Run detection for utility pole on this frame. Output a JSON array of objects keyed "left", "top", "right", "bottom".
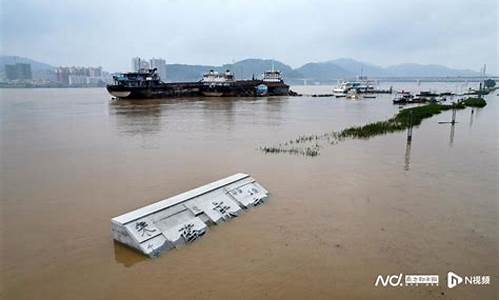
[
  {"left": 407, "top": 110, "right": 413, "bottom": 142},
  {"left": 439, "top": 103, "right": 459, "bottom": 125},
  {"left": 404, "top": 138, "right": 412, "bottom": 171},
  {"left": 451, "top": 105, "right": 457, "bottom": 125}
]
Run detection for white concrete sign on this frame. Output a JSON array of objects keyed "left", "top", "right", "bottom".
[{"left": 111, "top": 173, "right": 269, "bottom": 257}]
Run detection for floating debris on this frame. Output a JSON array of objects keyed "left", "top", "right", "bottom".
[
  {"left": 260, "top": 99, "right": 487, "bottom": 157},
  {"left": 111, "top": 173, "right": 268, "bottom": 257},
  {"left": 311, "top": 94, "right": 334, "bottom": 98}
]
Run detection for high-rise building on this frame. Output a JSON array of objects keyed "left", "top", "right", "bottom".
[
  {"left": 131, "top": 57, "right": 150, "bottom": 72},
  {"left": 150, "top": 58, "right": 167, "bottom": 80},
  {"left": 54, "top": 66, "right": 105, "bottom": 86},
  {"left": 88, "top": 67, "right": 102, "bottom": 77},
  {"left": 5, "top": 63, "right": 32, "bottom": 80},
  {"left": 55, "top": 67, "right": 71, "bottom": 84},
  {"left": 68, "top": 75, "right": 88, "bottom": 86},
  {"left": 131, "top": 57, "right": 141, "bottom": 72},
  {"left": 132, "top": 57, "right": 166, "bottom": 78}
]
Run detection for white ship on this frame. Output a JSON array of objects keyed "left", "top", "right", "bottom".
[
  {"left": 200, "top": 69, "right": 235, "bottom": 96},
  {"left": 333, "top": 76, "right": 376, "bottom": 97},
  {"left": 262, "top": 69, "right": 282, "bottom": 82}
]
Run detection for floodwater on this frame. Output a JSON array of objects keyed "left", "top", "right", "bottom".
[{"left": 0, "top": 83, "right": 498, "bottom": 300}]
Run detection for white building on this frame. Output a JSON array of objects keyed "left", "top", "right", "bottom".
[
  {"left": 131, "top": 57, "right": 150, "bottom": 72},
  {"left": 150, "top": 58, "right": 167, "bottom": 81},
  {"left": 88, "top": 67, "right": 102, "bottom": 77},
  {"left": 68, "top": 75, "right": 88, "bottom": 86}
]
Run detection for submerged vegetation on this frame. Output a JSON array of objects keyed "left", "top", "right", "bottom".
[
  {"left": 462, "top": 97, "right": 487, "bottom": 108},
  {"left": 261, "top": 98, "right": 487, "bottom": 157}
]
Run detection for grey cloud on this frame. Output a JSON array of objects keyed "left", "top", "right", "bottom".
[{"left": 1, "top": 0, "right": 497, "bottom": 74}]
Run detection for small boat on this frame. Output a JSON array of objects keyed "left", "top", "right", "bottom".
[
  {"left": 416, "top": 90, "right": 439, "bottom": 97},
  {"left": 333, "top": 82, "right": 350, "bottom": 97},
  {"left": 333, "top": 77, "right": 376, "bottom": 97},
  {"left": 413, "top": 90, "right": 438, "bottom": 103},
  {"left": 412, "top": 96, "right": 431, "bottom": 103},
  {"left": 392, "top": 91, "right": 414, "bottom": 104},
  {"left": 347, "top": 89, "right": 361, "bottom": 100}
]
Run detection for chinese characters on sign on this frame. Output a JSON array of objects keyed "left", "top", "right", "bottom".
[{"left": 135, "top": 221, "right": 156, "bottom": 237}]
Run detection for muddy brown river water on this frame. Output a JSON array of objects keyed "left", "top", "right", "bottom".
[{"left": 0, "top": 83, "right": 498, "bottom": 299}]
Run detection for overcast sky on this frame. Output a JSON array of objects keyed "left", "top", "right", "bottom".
[{"left": 1, "top": 0, "right": 498, "bottom": 73}]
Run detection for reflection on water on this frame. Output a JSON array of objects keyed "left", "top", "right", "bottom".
[
  {"left": 108, "top": 97, "right": 283, "bottom": 138},
  {"left": 109, "top": 99, "right": 163, "bottom": 136},
  {"left": 404, "top": 140, "right": 412, "bottom": 171},
  {"left": 199, "top": 97, "right": 236, "bottom": 125},
  {"left": 449, "top": 123, "right": 456, "bottom": 146},
  {"left": 113, "top": 241, "right": 148, "bottom": 268}
]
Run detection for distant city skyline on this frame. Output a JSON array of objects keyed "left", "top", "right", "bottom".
[
  {"left": 1, "top": 0, "right": 498, "bottom": 74},
  {"left": 132, "top": 57, "right": 168, "bottom": 79}
]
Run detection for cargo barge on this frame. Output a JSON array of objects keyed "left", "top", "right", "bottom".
[{"left": 106, "top": 68, "right": 290, "bottom": 99}]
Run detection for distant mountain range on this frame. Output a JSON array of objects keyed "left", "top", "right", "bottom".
[
  {"left": 165, "top": 58, "right": 484, "bottom": 83},
  {"left": 0, "top": 55, "right": 55, "bottom": 72},
  {"left": 0, "top": 55, "right": 486, "bottom": 83},
  {"left": 0, "top": 55, "right": 56, "bottom": 81}
]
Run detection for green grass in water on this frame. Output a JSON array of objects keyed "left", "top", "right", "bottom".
[
  {"left": 462, "top": 97, "right": 487, "bottom": 108},
  {"left": 340, "top": 102, "right": 465, "bottom": 139},
  {"left": 261, "top": 99, "right": 486, "bottom": 156}
]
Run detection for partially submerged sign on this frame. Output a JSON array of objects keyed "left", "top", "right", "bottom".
[{"left": 111, "top": 173, "right": 269, "bottom": 257}]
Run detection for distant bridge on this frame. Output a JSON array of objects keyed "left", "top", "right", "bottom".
[
  {"left": 290, "top": 76, "right": 498, "bottom": 85},
  {"left": 371, "top": 76, "right": 498, "bottom": 83}
]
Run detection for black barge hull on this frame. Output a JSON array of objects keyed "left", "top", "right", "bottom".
[
  {"left": 107, "top": 82, "right": 201, "bottom": 99},
  {"left": 107, "top": 81, "right": 290, "bottom": 99}
]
